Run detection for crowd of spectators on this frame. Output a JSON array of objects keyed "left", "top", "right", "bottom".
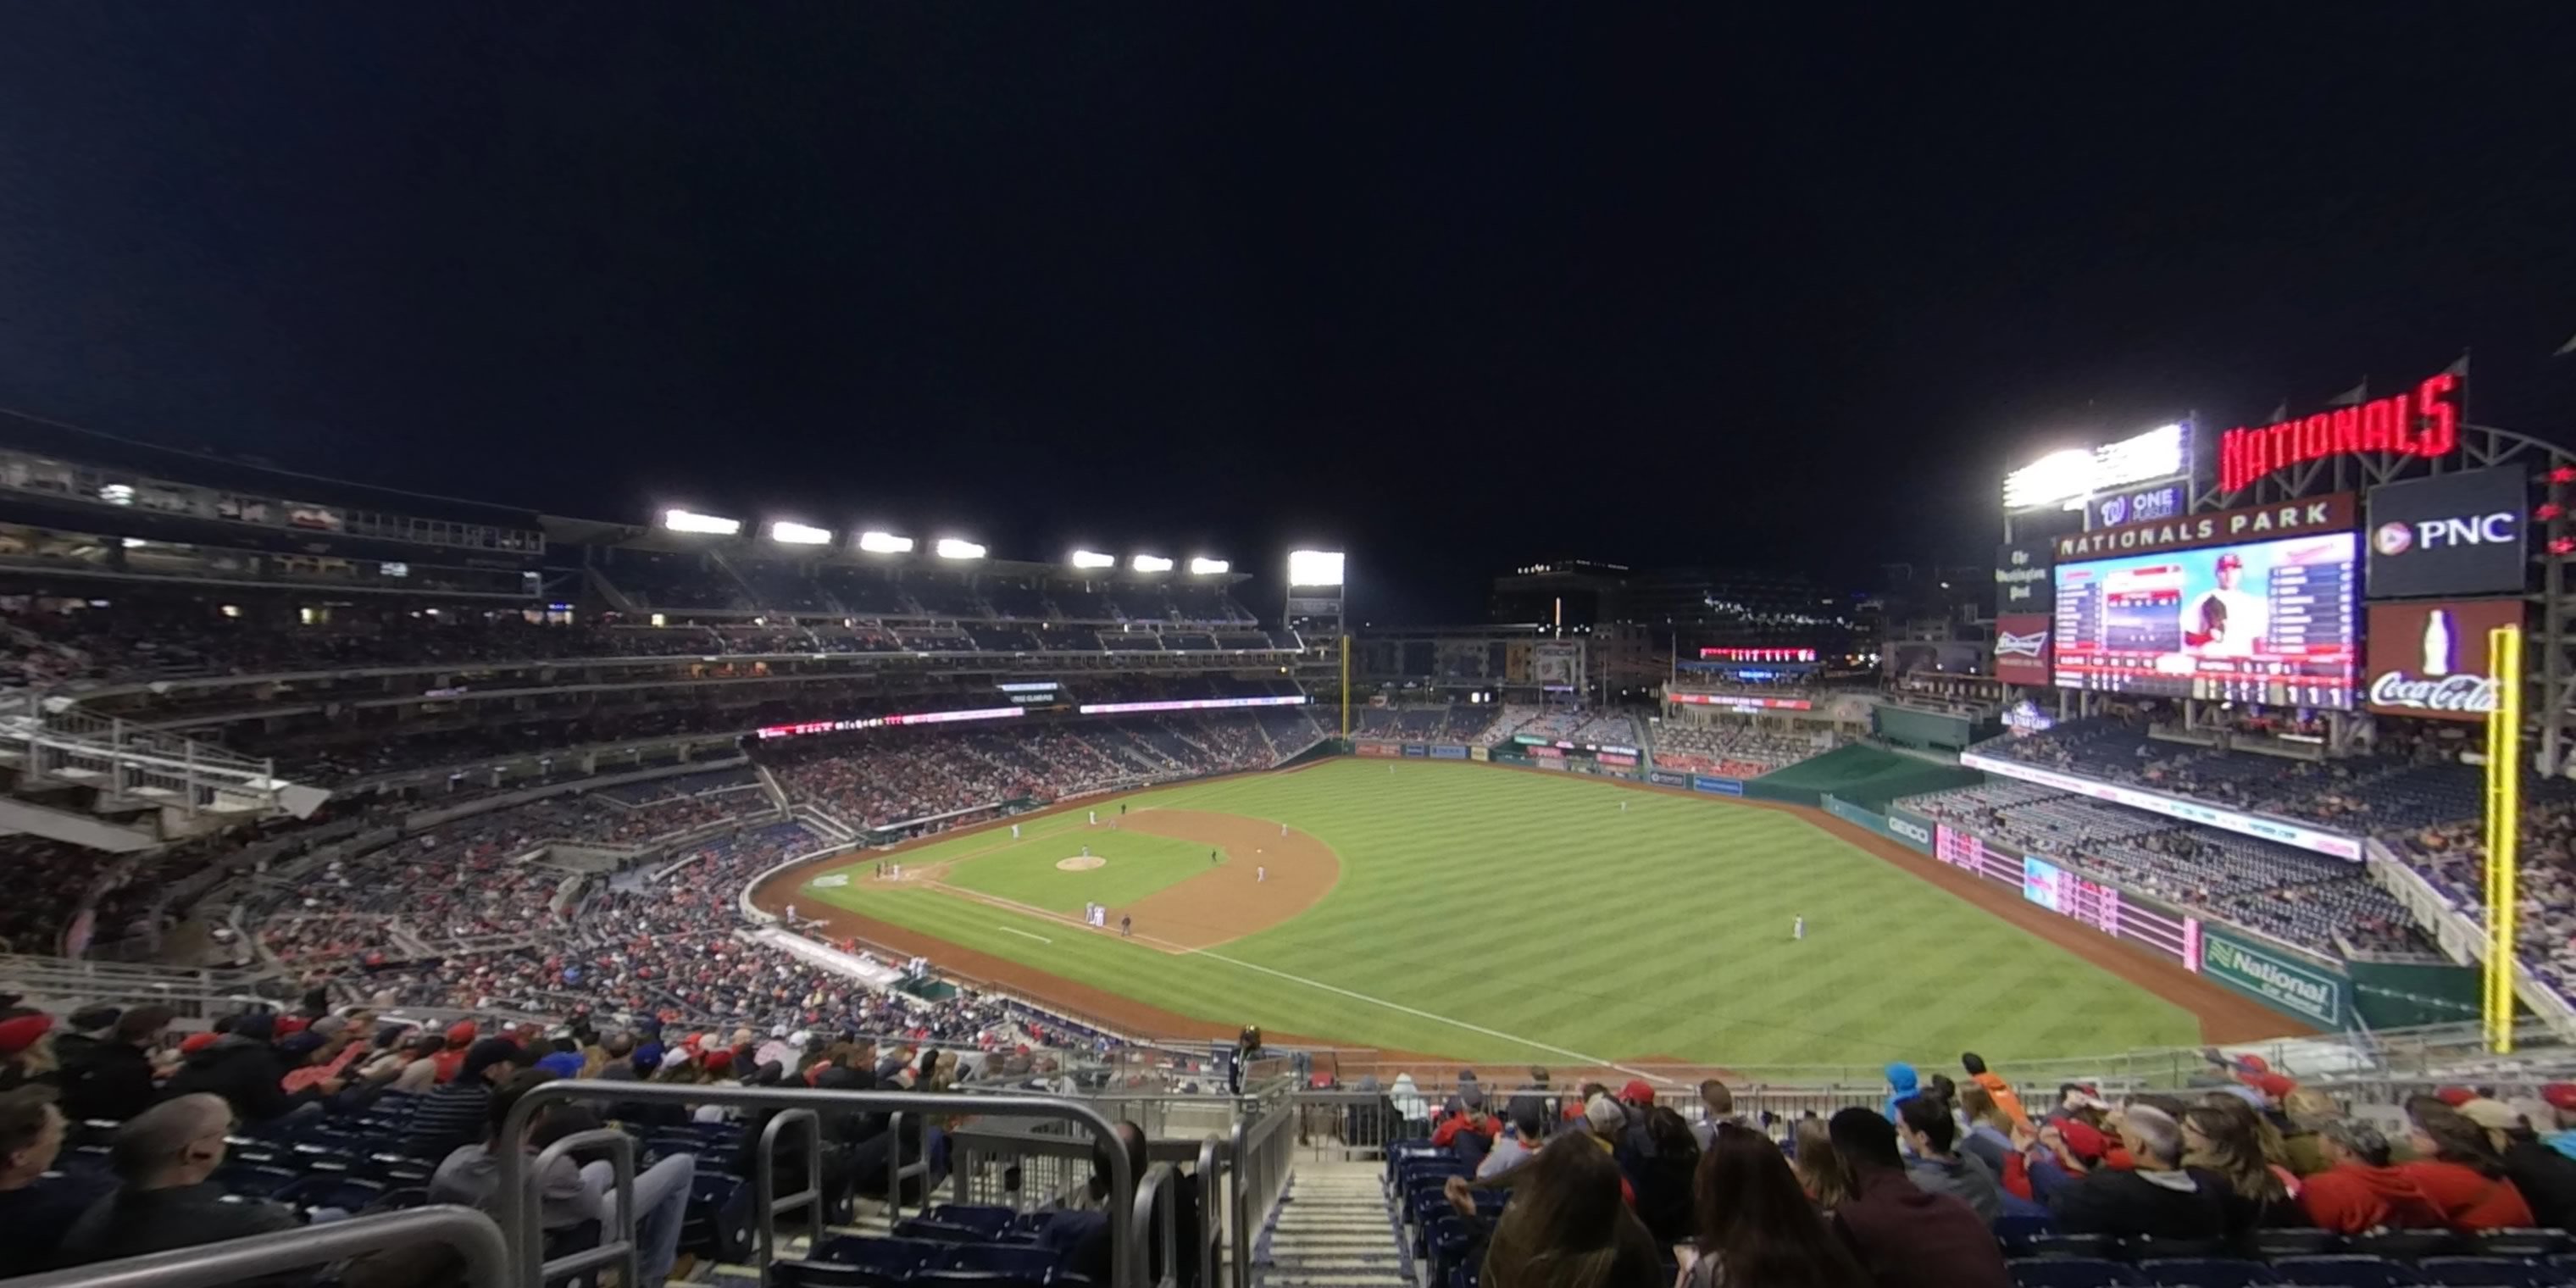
[
  {"left": 1653, "top": 723, "right": 1837, "bottom": 777},
  {"left": 763, "top": 713, "right": 1289, "bottom": 831},
  {"left": 0, "top": 975, "right": 1104, "bottom": 1284},
  {"left": 0, "top": 599, "right": 1295, "bottom": 693},
  {"left": 1902, "top": 783, "right": 2424, "bottom": 956},
  {"left": 1352, "top": 705, "right": 1503, "bottom": 744},
  {"left": 1396, "top": 1055, "right": 2576, "bottom": 1287}
]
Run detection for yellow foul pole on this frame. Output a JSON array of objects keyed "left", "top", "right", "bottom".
[
  {"left": 1340, "top": 633, "right": 1352, "bottom": 738},
  {"left": 2484, "top": 624, "right": 2524, "bottom": 1053}
]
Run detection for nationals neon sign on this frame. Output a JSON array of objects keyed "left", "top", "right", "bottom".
[{"left": 2218, "top": 371, "right": 2462, "bottom": 494}]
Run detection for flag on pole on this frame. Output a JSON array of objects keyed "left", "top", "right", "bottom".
[{"left": 2323, "top": 380, "right": 2368, "bottom": 408}]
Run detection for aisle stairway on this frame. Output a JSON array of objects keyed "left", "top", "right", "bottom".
[{"left": 1264, "top": 1163, "right": 1409, "bottom": 1288}]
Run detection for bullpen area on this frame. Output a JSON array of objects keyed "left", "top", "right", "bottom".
[{"left": 763, "top": 758, "right": 2287, "bottom": 1068}]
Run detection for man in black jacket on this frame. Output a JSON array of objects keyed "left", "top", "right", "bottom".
[
  {"left": 2051, "top": 1104, "right": 2243, "bottom": 1248},
  {"left": 160, "top": 1012, "right": 332, "bottom": 1125},
  {"left": 58, "top": 1005, "right": 174, "bottom": 1124},
  {"left": 56, "top": 1093, "right": 302, "bottom": 1270},
  {"left": 2458, "top": 1097, "right": 2576, "bottom": 1230}
]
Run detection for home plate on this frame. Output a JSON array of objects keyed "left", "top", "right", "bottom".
[{"left": 1056, "top": 856, "right": 1106, "bottom": 871}]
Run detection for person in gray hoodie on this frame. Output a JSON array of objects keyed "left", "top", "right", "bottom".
[{"left": 1898, "top": 1096, "right": 2003, "bottom": 1223}]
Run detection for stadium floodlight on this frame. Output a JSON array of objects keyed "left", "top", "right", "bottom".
[
  {"left": 768, "top": 520, "right": 832, "bottom": 546},
  {"left": 856, "top": 530, "right": 914, "bottom": 553},
  {"left": 1069, "top": 549, "right": 1116, "bottom": 569},
  {"left": 2002, "top": 421, "right": 2189, "bottom": 511},
  {"left": 1188, "top": 557, "right": 1230, "bottom": 575},
  {"left": 1287, "top": 549, "right": 1346, "bottom": 586},
  {"left": 1130, "top": 554, "right": 1174, "bottom": 573},
  {"left": 662, "top": 508, "right": 742, "bottom": 536},
  {"left": 935, "top": 537, "right": 986, "bottom": 560}
]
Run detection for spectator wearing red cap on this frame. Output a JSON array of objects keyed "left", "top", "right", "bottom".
[
  {"left": 429, "top": 1020, "right": 479, "bottom": 1085},
  {"left": 2543, "top": 1084, "right": 2576, "bottom": 1162},
  {"left": 0, "top": 1013, "right": 55, "bottom": 1091},
  {"left": 161, "top": 1013, "right": 332, "bottom": 1124}
]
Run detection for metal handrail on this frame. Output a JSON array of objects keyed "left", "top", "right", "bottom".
[
  {"left": 885, "top": 1110, "right": 935, "bottom": 1223},
  {"left": 754, "top": 1108, "right": 824, "bottom": 1288},
  {"left": 1194, "top": 1137, "right": 1226, "bottom": 1288},
  {"left": 532, "top": 1126, "right": 641, "bottom": 1288},
  {"left": 494, "top": 1082, "right": 1137, "bottom": 1288},
  {"left": 1127, "top": 1163, "right": 1180, "bottom": 1288},
  {"left": 3, "top": 1205, "right": 510, "bottom": 1288}
]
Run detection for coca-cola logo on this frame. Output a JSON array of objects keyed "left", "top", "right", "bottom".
[{"left": 2368, "top": 670, "right": 2499, "bottom": 713}]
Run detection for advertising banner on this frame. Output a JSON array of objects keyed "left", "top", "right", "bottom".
[
  {"left": 1961, "top": 750, "right": 2362, "bottom": 860},
  {"left": 1528, "top": 744, "right": 1563, "bottom": 758},
  {"left": 1691, "top": 775, "right": 1745, "bottom": 796},
  {"left": 1469, "top": 745, "right": 1490, "bottom": 762},
  {"left": 1489, "top": 748, "right": 1528, "bottom": 767},
  {"left": 2051, "top": 492, "right": 2356, "bottom": 562},
  {"left": 2089, "top": 483, "right": 2187, "bottom": 531},
  {"left": 2199, "top": 925, "right": 2347, "bottom": 1028},
  {"left": 1402, "top": 744, "right": 1429, "bottom": 758},
  {"left": 1885, "top": 808, "right": 1936, "bottom": 854},
  {"left": 1357, "top": 741, "right": 1399, "bottom": 758},
  {"left": 1823, "top": 796, "right": 1890, "bottom": 839},
  {"left": 1670, "top": 692, "right": 1814, "bottom": 711},
  {"left": 2364, "top": 598, "right": 2522, "bottom": 721},
  {"left": 1996, "top": 541, "right": 2056, "bottom": 614},
  {"left": 2367, "top": 467, "right": 2529, "bottom": 598},
  {"left": 1993, "top": 613, "right": 2052, "bottom": 686},
  {"left": 1431, "top": 744, "right": 1468, "bottom": 760},
  {"left": 1535, "top": 757, "right": 1567, "bottom": 770},
  {"left": 1647, "top": 769, "right": 1690, "bottom": 787},
  {"left": 1598, "top": 752, "right": 1638, "bottom": 768}
]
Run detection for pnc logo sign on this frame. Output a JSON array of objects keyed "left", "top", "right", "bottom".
[{"left": 2372, "top": 512, "right": 2516, "bottom": 558}]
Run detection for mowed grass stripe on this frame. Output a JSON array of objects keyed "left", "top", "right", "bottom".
[{"left": 800, "top": 760, "right": 2201, "bottom": 1064}]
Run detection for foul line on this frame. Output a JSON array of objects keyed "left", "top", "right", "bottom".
[
  {"left": 995, "top": 925, "right": 1053, "bottom": 944},
  {"left": 1175, "top": 943, "right": 1675, "bottom": 1085}
]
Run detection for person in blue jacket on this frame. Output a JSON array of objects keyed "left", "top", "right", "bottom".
[{"left": 1885, "top": 1062, "right": 1921, "bottom": 1124}]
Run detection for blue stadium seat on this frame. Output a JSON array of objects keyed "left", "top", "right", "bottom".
[
  {"left": 924, "top": 1206, "right": 1018, "bottom": 1241},
  {"left": 940, "top": 1244, "right": 1063, "bottom": 1283},
  {"left": 2007, "top": 1257, "right": 2138, "bottom": 1287},
  {"left": 2468, "top": 1230, "right": 2572, "bottom": 1259},
  {"left": 2268, "top": 1257, "right": 2411, "bottom": 1288},
  {"left": 214, "top": 1163, "right": 304, "bottom": 1198},
  {"left": 2412, "top": 1257, "right": 2555, "bottom": 1286},
  {"left": 682, "top": 1174, "right": 754, "bottom": 1263},
  {"left": 2253, "top": 1230, "right": 2344, "bottom": 1260},
  {"left": 2347, "top": 1230, "right": 2457, "bottom": 1262},
  {"left": 2133, "top": 1258, "right": 2276, "bottom": 1287},
  {"left": 1997, "top": 1215, "right": 2062, "bottom": 1257},
  {"left": 275, "top": 1173, "right": 386, "bottom": 1213}
]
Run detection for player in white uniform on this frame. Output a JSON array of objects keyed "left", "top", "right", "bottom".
[
  {"left": 1257, "top": 866, "right": 1266, "bottom": 883},
  {"left": 1011, "top": 823, "right": 1021, "bottom": 839},
  {"left": 1793, "top": 916, "right": 1805, "bottom": 941},
  {"left": 2182, "top": 552, "right": 2269, "bottom": 658}
]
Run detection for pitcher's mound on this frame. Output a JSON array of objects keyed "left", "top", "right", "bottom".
[{"left": 1056, "top": 856, "right": 1107, "bottom": 871}]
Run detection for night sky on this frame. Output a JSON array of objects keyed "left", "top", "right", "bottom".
[{"left": 3, "top": 7, "right": 2574, "bottom": 623}]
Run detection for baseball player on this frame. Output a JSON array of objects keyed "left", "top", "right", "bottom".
[
  {"left": 1620, "top": 799, "right": 1629, "bottom": 813},
  {"left": 1209, "top": 848, "right": 1219, "bottom": 866},
  {"left": 1279, "top": 822, "right": 1288, "bottom": 837},
  {"left": 1089, "top": 809, "right": 1098, "bottom": 825},
  {"left": 1793, "top": 916, "right": 1805, "bottom": 941},
  {"left": 1012, "top": 823, "right": 1021, "bottom": 840},
  {"left": 1257, "top": 866, "right": 1266, "bottom": 883},
  {"left": 1120, "top": 914, "right": 1133, "bottom": 938}
]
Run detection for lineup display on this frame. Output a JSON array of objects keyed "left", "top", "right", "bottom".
[{"left": 2051, "top": 531, "right": 2357, "bottom": 708}]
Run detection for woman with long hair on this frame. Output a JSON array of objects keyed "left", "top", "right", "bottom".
[
  {"left": 2180, "top": 1105, "right": 2303, "bottom": 1226},
  {"left": 1791, "top": 1118, "right": 1851, "bottom": 1210},
  {"left": 1452, "top": 1133, "right": 1662, "bottom": 1288},
  {"left": 1633, "top": 1107, "right": 1702, "bottom": 1246},
  {"left": 2399, "top": 1099, "right": 2534, "bottom": 1231},
  {"left": 1684, "top": 1124, "right": 1866, "bottom": 1288}
]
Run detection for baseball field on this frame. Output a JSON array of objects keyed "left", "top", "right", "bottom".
[{"left": 763, "top": 758, "right": 2290, "bottom": 1069}]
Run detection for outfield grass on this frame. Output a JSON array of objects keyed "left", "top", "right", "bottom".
[
  {"left": 935, "top": 823, "right": 1222, "bottom": 913},
  {"left": 799, "top": 759, "right": 2201, "bottom": 1067}
]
